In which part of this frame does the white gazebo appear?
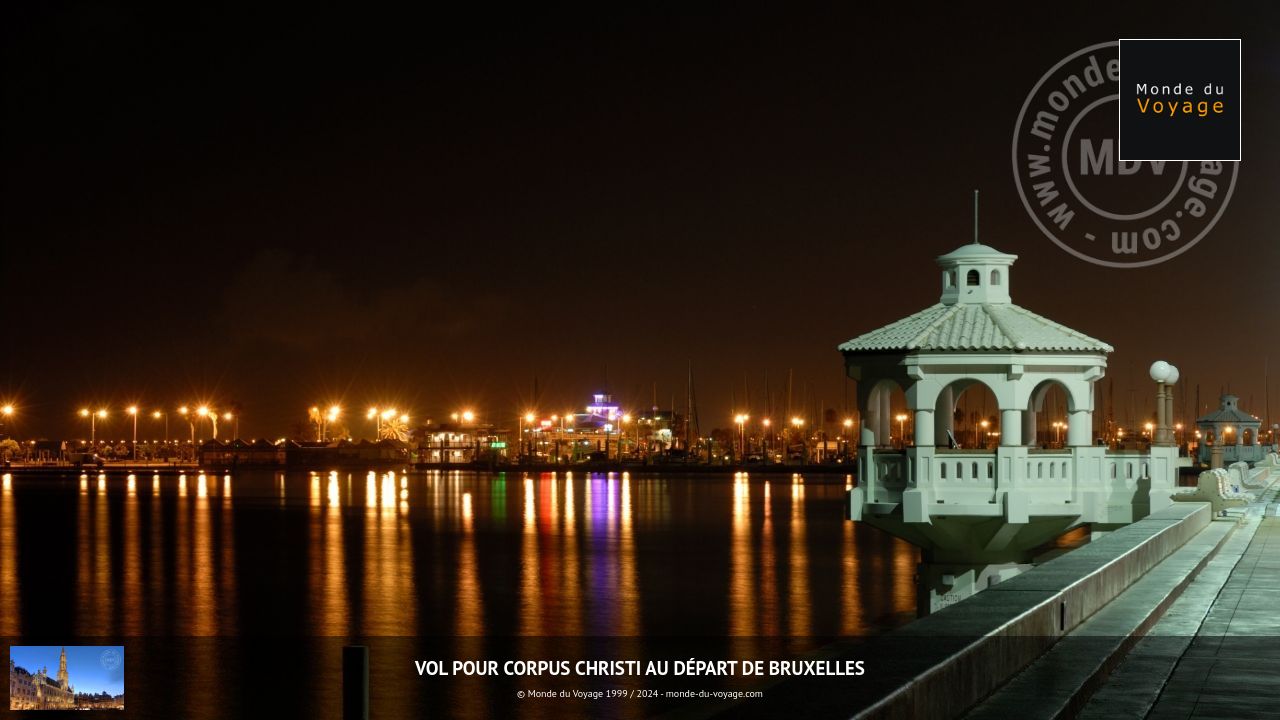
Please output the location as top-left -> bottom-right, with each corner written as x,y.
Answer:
843,241 -> 1178,613
1195,394 -> 1267,467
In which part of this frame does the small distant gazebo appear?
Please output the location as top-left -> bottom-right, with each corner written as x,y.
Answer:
1195,394 -> 1265,465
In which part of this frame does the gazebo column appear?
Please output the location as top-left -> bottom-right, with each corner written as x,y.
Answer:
879,390 -> 892,447
1022,409 -> 1037,447
914,409 -> 935,447
1000,409 -> 1022,446
1067,409 -> 1092,447
860,388 -> 880,448
934,386 -> 953,447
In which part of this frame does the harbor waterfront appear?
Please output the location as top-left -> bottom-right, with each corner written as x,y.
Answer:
0,468 -> 917,718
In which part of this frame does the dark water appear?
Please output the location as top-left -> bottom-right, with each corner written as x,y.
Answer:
0,470 -> 917,718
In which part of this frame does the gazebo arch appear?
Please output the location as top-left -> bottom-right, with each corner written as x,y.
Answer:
861,377 -> 907,448
931,378 -> 1002,449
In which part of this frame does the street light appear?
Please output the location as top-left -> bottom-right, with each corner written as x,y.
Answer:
80,408 -> 107,444
127,406 -> 138,461
178,406 -> 195,446
223,411 -> 236,440
197,405 -> 218,440
734,413 -> 748,460
519,412 -> 536,461
325,405 -> 341,441
620,412 -> 632,461
461,410 -> 475,424
367,407 -> 398,439
979,419 -> 990,448
152,410 -> 169,443
895,413 -> 908,448
789,416 -> 806,462
309,406 -> 322,441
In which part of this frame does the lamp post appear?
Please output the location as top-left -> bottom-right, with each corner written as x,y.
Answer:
367,407 -> 397,440
179,406 -> 196,447
620,413 -> 631,462
80,408 -> 107,445
842,418 -> 853,459
521,412 -> 535,462
979,419 -> 990,448
1,405 -> 12,438
895,413 -> 909,449
1148,361 -> 1180,446
734,414 -> 748,461
326,406 -> 341,441
197,406 -> 217,440
552,413 -> 568,464
762,418 -> 772,462
790,416 -> 805,463
127,406 -> 138,461
152,410 -> 169,443
223,412 -> 236,441
459,410 -> 476,460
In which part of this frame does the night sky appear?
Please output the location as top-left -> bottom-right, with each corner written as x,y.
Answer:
3,4 -> 1279,440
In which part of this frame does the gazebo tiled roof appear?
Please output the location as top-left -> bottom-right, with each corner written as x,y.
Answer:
839,302 -> 1113,354
1196,395 -> 1259,425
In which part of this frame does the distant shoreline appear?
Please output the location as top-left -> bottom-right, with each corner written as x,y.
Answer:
1,460 -> 857,477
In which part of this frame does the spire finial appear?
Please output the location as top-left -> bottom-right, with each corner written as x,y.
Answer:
973,189 -> 979,245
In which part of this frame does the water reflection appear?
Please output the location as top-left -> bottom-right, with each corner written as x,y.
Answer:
789,475 -> 810,636
730,472 -> 756,635
7,468 -> 921,715
0,473 -> 18,635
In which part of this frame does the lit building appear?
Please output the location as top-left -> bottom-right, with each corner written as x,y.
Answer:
9,648 -> 75,710
416,423 -> 507,463
635,409 -> 678,452
578,393 -> 622,430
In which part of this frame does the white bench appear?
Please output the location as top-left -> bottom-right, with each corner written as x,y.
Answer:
1172,468 -> 1254,515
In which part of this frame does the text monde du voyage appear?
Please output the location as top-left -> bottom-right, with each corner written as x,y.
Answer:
1134,83 -> 1228,118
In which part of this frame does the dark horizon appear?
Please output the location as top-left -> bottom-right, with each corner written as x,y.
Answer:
4,4 -> 1279,439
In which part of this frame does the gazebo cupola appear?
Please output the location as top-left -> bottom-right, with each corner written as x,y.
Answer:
938,243 -> 1017,305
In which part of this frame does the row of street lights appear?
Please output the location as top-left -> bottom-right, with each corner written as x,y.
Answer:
307,404 -> 435,442
77,405 -> 235,454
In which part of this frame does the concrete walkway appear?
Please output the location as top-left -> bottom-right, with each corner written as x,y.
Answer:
1080,485 -> 1280,719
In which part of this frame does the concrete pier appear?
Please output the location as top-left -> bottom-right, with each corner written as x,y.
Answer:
1079,484 -> 1280,718
703,466 -> 1280,719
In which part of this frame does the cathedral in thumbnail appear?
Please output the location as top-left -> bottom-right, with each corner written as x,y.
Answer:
9,647 -> 75,709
